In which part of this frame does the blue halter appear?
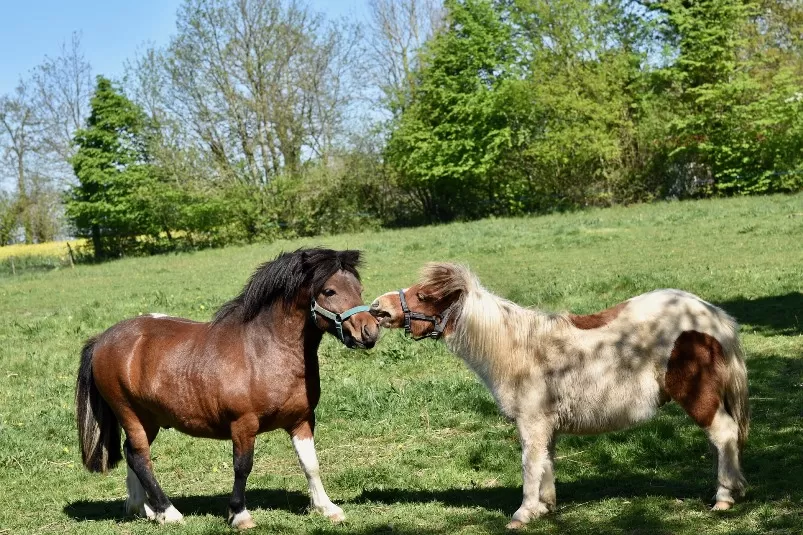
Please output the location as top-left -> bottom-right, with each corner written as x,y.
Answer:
310,300 -> 371,343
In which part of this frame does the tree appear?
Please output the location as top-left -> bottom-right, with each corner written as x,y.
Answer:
386,0 -> 515,221
141,0 -> 363,183
365,0 -> 444,116
66,76 -> 155,259
501,0 -> 659,207
0,34 -> 92,245
648,0 -> 803,194
0,81 -> 39,243
30,32 -> 93,171
122,0 -> 369,242
0,190 -> 18,245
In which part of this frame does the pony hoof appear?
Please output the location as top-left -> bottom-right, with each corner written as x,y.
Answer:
228,509 -> 256,530
325,507 -> 345,523
315,503 -> 345,523
156,505 -> 184,524
712,501 -> 733,511
125,500 -> 156,520
506,520 -> 526,530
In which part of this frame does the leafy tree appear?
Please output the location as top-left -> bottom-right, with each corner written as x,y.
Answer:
387,0 -> 802,219
503,0 -> 658,208
0,190 -> 18,245
66,76 -> 156,259
651,0 -> 803,194
386,0 -> 515,221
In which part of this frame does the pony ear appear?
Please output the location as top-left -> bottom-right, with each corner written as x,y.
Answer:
298,250 -> 318,277
339,249 -> 362,271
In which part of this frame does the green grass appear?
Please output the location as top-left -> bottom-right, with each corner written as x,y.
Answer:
1,193 -> 802,534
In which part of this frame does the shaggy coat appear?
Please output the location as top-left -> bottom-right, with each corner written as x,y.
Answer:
371,263 -> 748,529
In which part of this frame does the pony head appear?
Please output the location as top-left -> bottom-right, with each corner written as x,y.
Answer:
371,262 -> 471,339
214,248 -> 380,348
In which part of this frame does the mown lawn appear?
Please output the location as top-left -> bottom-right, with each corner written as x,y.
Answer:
1,193 -> 802,534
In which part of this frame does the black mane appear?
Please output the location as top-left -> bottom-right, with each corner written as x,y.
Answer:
213,248 -> 362,324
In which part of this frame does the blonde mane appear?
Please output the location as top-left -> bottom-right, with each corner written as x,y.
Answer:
418,263 -> 559,384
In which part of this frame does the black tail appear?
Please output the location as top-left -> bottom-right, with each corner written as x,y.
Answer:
75,337 -> 122,472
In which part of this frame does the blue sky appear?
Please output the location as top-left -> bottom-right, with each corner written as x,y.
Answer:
0,0 -> 367,96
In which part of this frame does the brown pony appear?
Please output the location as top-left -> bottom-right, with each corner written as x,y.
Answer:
371,263 -> 749,529
76,248 -> 379,529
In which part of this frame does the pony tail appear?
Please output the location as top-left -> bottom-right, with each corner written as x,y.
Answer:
722,337 -> 750,450
75,337 -> 122,472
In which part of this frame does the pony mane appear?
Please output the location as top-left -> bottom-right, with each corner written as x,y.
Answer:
418,262 -> 477,300
421,262 -> 553,383
214,248 -> 362,323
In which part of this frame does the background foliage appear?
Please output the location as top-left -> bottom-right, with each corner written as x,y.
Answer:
0,0 -> 801,257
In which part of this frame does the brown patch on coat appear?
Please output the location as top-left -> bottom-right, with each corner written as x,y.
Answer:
663,330 -> 724,428
568,301 -> 628,329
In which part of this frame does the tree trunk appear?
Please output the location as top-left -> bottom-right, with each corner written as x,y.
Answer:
91,224 -> 103,261
13,146 -> 33,244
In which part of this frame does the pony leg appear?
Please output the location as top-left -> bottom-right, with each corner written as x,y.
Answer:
706,405 -> 747,510
125,425 -> 159,519
507,417 -> 555,530
126,463 -> 155,519
228,418 -> 258,530
538,437 -> 557,512
290,420 -> 344,522
123,428 -> 183,524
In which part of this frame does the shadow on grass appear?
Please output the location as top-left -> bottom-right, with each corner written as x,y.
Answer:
347,352 -> 803,532
63,488 -> 310,522
65,355 -> 802,533
717,292 -> 803,336
348,473 -> 701,512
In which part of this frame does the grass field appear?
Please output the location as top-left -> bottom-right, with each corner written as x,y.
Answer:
1,193 -> 802,534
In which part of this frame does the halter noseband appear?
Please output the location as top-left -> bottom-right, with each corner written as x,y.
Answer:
310,299 -> 370,343
398,289 -> 454,341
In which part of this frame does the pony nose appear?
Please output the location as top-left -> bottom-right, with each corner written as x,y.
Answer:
362,322 -> 378,347
369,298 -> 381,312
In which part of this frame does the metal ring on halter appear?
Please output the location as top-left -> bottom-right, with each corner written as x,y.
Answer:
311,299 -> 370,343
398,289 -> 453,341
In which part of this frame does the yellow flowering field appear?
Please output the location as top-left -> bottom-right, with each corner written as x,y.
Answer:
0,239 -> 85,262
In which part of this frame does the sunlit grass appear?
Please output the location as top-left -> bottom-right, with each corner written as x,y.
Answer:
1,193 -> 801,534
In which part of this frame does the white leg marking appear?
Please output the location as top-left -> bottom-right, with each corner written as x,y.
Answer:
538,441 -> 556,512
507,418 -> 554,529
706,407 -> 746,510
125,466 -> 155,519
228,508 -> 256,530
291,436 -> 345,522
155,505 -> 184,524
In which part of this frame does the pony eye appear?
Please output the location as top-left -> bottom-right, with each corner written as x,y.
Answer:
323,289 -> 336,297
416,292 -> 427,301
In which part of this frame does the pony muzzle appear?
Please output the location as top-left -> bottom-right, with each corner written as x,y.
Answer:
311,300 -> 378,348
369,295 -> 396,328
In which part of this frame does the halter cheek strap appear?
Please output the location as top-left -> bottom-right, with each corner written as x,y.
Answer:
311,300 -> 371,343
398,289 -> 453,341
